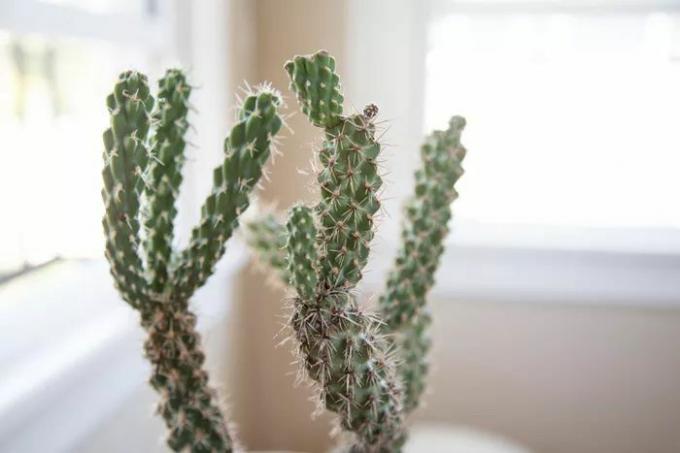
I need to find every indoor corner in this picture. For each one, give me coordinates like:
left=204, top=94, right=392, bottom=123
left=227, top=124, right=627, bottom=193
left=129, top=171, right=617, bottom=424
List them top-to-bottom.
left=1, top=1, right=679, bottom=453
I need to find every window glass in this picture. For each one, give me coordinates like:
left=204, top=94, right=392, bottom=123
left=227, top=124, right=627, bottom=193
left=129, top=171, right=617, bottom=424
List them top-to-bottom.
left=39, top=0, right=147, bottom=15
left=426, top=10, right=680, bottom=230
left=0, top=32, right=150, bottom=274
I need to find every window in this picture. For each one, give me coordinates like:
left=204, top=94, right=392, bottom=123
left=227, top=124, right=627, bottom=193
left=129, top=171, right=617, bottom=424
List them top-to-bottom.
left=0, top=0, right=178, bottom=276
left=425, top=0, right=680, bottom=252
left=0, top=4, right=241, bottom=451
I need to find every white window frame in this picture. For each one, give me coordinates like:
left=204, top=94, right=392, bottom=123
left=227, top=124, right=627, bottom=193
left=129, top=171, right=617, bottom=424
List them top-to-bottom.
left=0, top=0, right=168, bottom=50
left=347, top=0, right=680, bottom=306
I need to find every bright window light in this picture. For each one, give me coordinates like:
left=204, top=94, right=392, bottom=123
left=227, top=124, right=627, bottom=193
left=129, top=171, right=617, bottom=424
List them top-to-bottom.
left=426, top=9, right=680, bottom=232
left=0, top=32, right=152, bottom=273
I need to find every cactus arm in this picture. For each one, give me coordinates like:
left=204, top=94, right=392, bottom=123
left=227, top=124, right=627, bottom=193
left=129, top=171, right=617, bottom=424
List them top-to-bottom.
left=284, top=50, right=343, bottom=128
left=284, top=51, right=405, bottom=451
left=144, top=69, right=191, bottom=292
left=101, top=70, right=154, bottom=308
left=172, top=88, right=283, bottom=300
left=315, top=112, right=381, bottom=290
left=379, top=116, right=467, bottom=413
left=379, top=116, right=466, bottom=329
left=285, top=205, right=319, bottom=298
left=285, top=206, right=404, bottom=452
left=245, top=213, right=290, bottom=283
left=396, top=311, right=432, bottom=414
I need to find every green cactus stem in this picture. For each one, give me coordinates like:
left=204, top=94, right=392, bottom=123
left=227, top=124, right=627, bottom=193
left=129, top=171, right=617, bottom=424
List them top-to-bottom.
left=286, top=50, right=343, bottom=129
left=280, top=51, right=405, bottom=452
left=102, top=69, right=283, bottom=452
left=144, top=69, right=191, bottom=293
left=102, top=70, right=153, bottom=310
left=172, top=90, right=283, bottom=301
left=378, top=116, right=467, bottom=413
left=285, top=207, right=405, bottom=452
left=245, top=212, right=289, bottom=284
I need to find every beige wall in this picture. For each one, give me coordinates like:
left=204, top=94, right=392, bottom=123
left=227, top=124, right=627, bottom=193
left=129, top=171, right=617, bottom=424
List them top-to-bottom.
left=227, top=1, right=346, bottom=451
left=421, top=300, right=680, bottom=453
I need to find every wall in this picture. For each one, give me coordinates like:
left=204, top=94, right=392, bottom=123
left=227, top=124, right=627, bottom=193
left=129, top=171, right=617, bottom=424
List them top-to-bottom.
left=227, top=0, right=346, bottom=451
left=420, top=299, right=680, bottom=453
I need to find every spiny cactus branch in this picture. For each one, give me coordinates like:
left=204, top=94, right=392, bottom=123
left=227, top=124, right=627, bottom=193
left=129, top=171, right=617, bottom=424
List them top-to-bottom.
left=285, top=50, right=343, bottom=128
left=281, top=51, right=405, bottom=451
left=103, top=69, right=283, bottom=452
left=144, top=69, right=191, bottom=292
left=102, top=70, right=153, bottom=309
left=172, top=88, right=283, bottom=301
left=379, top=116, right=467, bottom=413
left=379, top=116, right=466, bottom=329
left=285, top=206, right=404, bottom=452
left=245, top=212, right=289, bottom=284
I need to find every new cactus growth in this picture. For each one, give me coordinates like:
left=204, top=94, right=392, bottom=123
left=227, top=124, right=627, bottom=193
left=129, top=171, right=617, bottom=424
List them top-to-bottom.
left=246, top=51, right=467, bottom=450
left=101, top=69, right=282, bottom=452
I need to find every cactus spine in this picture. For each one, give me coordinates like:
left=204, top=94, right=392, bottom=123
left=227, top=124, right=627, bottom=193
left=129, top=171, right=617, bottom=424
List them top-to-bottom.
left=246, top=52, right=467, bottom=448
left=102, top=69, right=283, bottom=452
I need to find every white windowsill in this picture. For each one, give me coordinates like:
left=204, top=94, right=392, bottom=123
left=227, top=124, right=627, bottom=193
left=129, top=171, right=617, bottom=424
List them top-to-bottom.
left=364, top=223, right=680, bottom=306
left=0, top=246, right=246, bottom=453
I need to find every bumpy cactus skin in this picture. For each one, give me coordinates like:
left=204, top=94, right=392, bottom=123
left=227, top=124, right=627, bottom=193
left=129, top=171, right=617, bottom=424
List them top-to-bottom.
left=279, top=51, right=405, bottom=452
left=285, top=51, right=343, bottom=128
left=102, top=69, right=282, bottom=452
left=144, top=69, right=190, bottom=293
left=102, top=71, right=153, bottom=309
left=172, top=91, right=283, bottom=301
left=379, top=117, right=467, bottom=413
left=245, top=213, right=289, bottom=284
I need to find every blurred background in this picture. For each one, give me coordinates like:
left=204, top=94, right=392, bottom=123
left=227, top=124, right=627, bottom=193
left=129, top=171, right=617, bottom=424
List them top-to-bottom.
left=1, top=0, right=680, bottom=452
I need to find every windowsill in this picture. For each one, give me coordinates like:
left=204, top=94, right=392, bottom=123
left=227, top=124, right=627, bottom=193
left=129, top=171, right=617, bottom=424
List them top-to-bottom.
left=364, top=223, right=680, bottom=306
left=0, top=247, right=246, bottom=452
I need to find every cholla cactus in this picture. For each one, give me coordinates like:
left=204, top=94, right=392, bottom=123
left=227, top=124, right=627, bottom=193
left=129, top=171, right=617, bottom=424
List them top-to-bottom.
left=282, top=51, right=405, bottom=451
left=246, top=52, right=467, bottom=450
left=101, top=69, right=283, bottom=452
left=378, top=117, right=467, bottom=413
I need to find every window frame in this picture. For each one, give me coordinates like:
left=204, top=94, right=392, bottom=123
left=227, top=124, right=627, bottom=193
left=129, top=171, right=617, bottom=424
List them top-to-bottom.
left=0, top=0, right=171, bottom=49
left=348, top=0, right=680, bottom=306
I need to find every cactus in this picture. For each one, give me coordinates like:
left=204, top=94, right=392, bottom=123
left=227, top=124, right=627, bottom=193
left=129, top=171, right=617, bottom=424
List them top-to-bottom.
left=278, top=51, right=406, bottom=451
left=246, top=52, right=467, bottom=449
left=101, top=69, right=283, bottom=452
left=143, top=69, right=190, bottom=293
left=378, top=117, right=467, bottom=413
left=246, top=212, right=289, bottom=284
